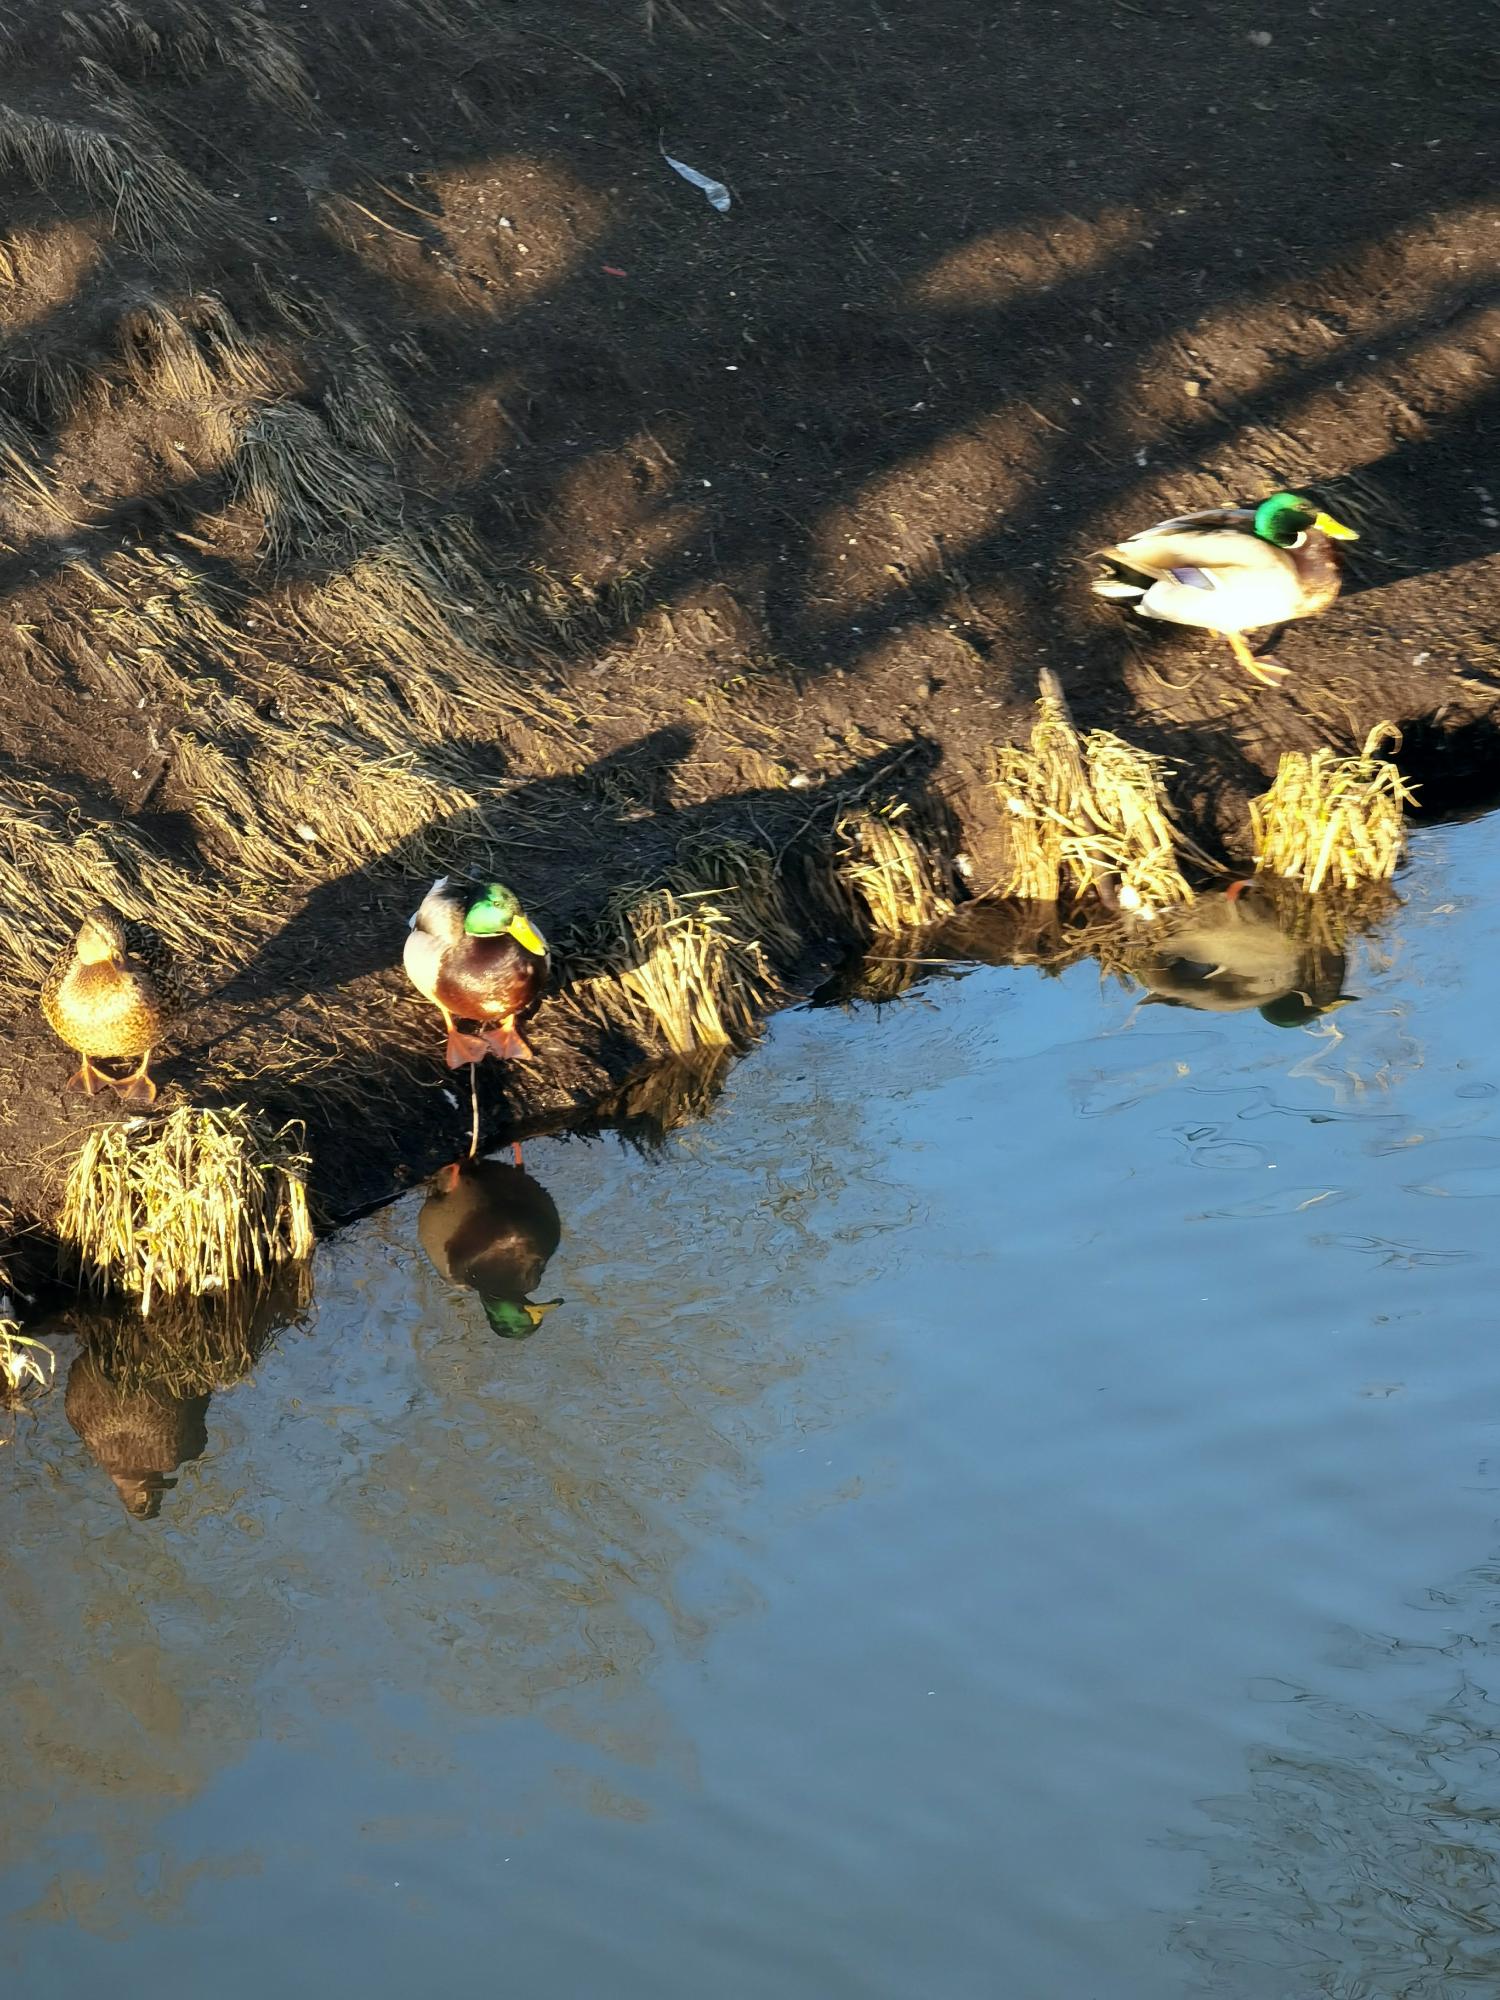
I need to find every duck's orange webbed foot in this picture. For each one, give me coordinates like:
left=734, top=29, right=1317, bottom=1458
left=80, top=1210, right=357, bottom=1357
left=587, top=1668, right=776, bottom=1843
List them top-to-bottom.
left=1227, top=632, right=1289, bottom=684
left=438, top=1004, right=491, bottom=1068
left=479, top=1019, right=534, bottom=1062
left=445, top=1028, right=491, bottom=1068
left=113, top=1052, right=157, bottom=1104
left=65, top=1055, right=105, bottom=1097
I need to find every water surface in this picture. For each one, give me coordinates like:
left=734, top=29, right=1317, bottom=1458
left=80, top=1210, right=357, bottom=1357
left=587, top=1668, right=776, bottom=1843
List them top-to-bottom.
left=4, top=823, right=1500, bottom=1996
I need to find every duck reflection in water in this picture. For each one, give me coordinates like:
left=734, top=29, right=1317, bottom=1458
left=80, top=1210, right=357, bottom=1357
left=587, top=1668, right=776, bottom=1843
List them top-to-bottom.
left=1131, top=878, right=1357, bottom=1027
left=418, top=1157, right=563, bottom=1338
left=61, top=1269, right=308, bottom=1519
left=64, top=1345, right=208, bottom=1520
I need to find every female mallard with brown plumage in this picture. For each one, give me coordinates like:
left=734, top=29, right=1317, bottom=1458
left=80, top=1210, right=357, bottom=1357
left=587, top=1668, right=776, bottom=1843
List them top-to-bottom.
left=1092, top=490, right=1358, bottom=684
left=403, top=878, right=550, bottom=1067
left=42, top=908, right=180, bottom=1102
left=418, top=1157, right=562, bottom=1338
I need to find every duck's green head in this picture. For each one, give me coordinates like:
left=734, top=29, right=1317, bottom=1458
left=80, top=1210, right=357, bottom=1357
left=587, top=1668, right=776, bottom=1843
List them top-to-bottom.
left=1253, top=491, right=1359, bottom=549
left=464, top=883, right=547, bottom=956
left=1260, top=991, right=1357, bottom=1029
left=482, top=1295, right=562, bottom=1339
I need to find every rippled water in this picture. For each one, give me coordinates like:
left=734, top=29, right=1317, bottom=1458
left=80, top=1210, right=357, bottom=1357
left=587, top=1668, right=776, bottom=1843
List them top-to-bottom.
left=5, top=822, right=1500, bottom=1996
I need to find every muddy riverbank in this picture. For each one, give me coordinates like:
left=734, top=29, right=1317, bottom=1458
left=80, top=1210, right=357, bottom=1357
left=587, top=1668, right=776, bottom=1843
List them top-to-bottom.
left=0, top=0, right=1495, bottom=1276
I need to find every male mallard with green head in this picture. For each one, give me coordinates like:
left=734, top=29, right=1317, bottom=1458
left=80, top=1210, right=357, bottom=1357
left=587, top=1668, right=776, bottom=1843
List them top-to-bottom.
left=1092, top=490, right=1359, bottom=684
left=403, top=878, right=550, bottom=1067
left=42, top=908, right=180, bottom=1103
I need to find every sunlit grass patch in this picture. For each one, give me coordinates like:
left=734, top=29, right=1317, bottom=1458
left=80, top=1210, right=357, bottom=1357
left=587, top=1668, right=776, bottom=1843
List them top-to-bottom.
left=993, top=670, right=1205, bottom=912
left=1249, top=725, right=1414, bottom=894
left=0, top=768, right=223, bottom=984
left=830, top=800, right=956, bottom=936
left=574, top=842, right=792, bottom=1056
left=60, top=1105, right=313, bottom=1314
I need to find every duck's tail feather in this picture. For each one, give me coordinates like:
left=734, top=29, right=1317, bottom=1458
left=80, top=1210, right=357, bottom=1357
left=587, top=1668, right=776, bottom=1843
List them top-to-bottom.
left=1091, top=553, right=1156, bottom=600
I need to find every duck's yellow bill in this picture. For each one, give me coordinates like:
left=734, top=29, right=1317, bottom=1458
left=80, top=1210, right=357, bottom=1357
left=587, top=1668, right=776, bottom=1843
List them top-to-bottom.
left=1313, top=511, right=1359, bottom=540
left=507, top=913, right=547, bottom=956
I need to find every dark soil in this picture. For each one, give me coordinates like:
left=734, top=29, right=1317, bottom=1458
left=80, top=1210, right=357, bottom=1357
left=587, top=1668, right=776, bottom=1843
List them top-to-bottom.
left=0, top=0, right=1497, bottom=1272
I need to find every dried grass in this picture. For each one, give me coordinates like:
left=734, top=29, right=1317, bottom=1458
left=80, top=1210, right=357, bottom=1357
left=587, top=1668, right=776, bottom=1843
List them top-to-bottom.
left=64, top=1, right=318, bottom=119
left=0, top=102, right=213, bottom=248
left=117, top=293, right=279, bottom=425
left=323, top=336, right=427, bottom=464
left=230, top=400, right=399, bottom=566
left=0, top=411, right=81, bottom=529
left=277, top=527, right=569, bottom=733
left=993, top=671, right=1207, bottom=911
left=1249, top=725, right=1414, bottom=893
left=0, top=765, right=225, bottom=980
left=831, top=800, right=955, bottom=935
left=576, top=842, right=792, bottom=1056
left=60, top=1105, right=314, bottom=1313
left=0, top=1321, right=55, bottom=1408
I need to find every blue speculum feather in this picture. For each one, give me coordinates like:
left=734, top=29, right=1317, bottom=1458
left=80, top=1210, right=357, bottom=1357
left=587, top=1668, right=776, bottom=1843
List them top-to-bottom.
left=1169, top=565, right=1216, bottom=591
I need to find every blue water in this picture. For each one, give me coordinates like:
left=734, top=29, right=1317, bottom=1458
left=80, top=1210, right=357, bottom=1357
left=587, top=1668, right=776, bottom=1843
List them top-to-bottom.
left=4, top=820, right=1500, bottom=1996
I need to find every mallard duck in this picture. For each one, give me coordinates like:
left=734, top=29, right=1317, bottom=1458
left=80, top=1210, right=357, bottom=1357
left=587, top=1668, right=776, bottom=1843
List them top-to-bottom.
left=1092, top=490, right=1358, bottom=684
left=403, top=878, right=550, bottom=1068
left=1132, top=879, right=1356, bottom=1026
left=41, top=908, right=180, bottom=1102
left=417, top=1157, right=562, bottom=1338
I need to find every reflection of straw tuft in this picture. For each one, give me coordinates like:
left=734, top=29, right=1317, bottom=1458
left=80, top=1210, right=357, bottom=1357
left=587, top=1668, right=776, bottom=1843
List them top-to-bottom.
left=1249, top=726, right=1414, bottom=893
left=595, top=1046, right=735, bottom=1157
left=0, top=1321, right=55, bottom=1408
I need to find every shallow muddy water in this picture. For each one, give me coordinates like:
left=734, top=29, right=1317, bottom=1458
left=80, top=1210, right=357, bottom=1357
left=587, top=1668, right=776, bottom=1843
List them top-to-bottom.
left=6, top=823, right=1500, bottom=1996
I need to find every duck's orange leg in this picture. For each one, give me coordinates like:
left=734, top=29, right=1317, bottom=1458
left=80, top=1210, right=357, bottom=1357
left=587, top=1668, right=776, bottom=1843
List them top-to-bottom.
left=1228, top=632, right=1290, bottom=685
left=439, top=1005, right=490, bottom=1068
left=478, top=1017, right=534, bottom=1062
left=113, top=1050, right=157, bottom=1105
left=64, top=1054, right=105, bottom=1097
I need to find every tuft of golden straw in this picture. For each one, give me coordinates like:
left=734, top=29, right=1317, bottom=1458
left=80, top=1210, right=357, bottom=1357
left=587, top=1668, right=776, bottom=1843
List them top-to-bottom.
left=993, top=672, right=1207, bottom=911
left=1249, top=725, right=1415, bottom=894
left=831, top=801, right=955, bottom=936
left=574, top=842, right=792, bottom=1056
left=60, top=1106, right=313, bottom=1314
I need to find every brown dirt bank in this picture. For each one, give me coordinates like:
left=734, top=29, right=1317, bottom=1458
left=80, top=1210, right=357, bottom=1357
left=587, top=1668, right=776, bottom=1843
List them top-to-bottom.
left=0, top=0, right=1496, bottom=1278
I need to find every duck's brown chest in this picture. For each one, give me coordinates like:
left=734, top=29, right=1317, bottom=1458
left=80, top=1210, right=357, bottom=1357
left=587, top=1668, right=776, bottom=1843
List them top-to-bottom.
left=1291, top=535, right=1347, bottom=615
left=434, top=936, right=545, bottom=1022
left=42, top=959, right=158, bottom=1057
